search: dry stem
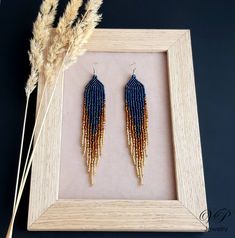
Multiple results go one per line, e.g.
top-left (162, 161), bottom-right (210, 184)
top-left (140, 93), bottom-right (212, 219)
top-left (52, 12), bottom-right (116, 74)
top-left (12, 96), bottom-right (29, 211)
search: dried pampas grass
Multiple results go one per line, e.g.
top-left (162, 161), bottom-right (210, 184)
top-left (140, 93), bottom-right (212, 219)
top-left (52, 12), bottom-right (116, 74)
top-left (44, 0), bottom-right (83, 82)
top-left (7, 1), bottom-right (59, 238)
top-left (26, 0), bottom-right (59, 96)
top-left (6, 0), bottom-right (103, 237)
top-left (65, 0), bottom-right (103, 68)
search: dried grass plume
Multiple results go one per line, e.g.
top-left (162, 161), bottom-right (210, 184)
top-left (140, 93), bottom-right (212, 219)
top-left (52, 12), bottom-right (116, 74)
top-left (6, 1), bottom-right (103, 238)
top-left (44, 0), bottom-right (83, 82)
top-left (25, 0), bottom-right (59, 97)
top-left (65, 0), bottom-right (103, 68)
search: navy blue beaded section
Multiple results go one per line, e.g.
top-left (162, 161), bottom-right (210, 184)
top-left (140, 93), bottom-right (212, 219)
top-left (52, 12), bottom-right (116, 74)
top-left (125, 74), bottom-right (146, 137)
top-left (84, 75), bottom-right (105, 134)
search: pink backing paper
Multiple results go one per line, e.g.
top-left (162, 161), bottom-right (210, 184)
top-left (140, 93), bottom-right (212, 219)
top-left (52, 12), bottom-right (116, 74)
top-left (59, 52), bottom-right (176, 200)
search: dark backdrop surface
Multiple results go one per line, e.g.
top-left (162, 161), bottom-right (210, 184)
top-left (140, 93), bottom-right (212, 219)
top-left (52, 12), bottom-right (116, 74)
top-left (0, 0), bottom-right (235, 237)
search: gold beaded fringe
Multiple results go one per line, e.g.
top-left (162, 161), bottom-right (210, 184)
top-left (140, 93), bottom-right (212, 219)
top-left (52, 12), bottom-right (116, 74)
top-left (125, 99), bottom-right (148, 185)
top-left (81, 101), bottom-right (105, 185)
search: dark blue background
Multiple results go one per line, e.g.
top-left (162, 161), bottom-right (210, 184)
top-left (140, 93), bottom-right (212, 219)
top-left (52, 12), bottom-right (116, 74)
top-left (0, 0), bottom-right (234, 237)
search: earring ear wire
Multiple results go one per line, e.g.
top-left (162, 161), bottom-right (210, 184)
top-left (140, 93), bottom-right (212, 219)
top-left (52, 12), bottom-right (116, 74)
top-left (92, 62), bottom-right (98, 76)
top-left (130, 62), bottom-right (137, 75)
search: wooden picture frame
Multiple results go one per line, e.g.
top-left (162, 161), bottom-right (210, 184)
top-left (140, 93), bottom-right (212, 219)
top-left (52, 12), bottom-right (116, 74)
top-left (28, 29), bottom-right (208, 232)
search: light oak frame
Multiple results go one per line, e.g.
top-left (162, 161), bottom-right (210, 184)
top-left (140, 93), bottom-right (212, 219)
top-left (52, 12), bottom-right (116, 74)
top-left (28, 29), bottom-right (208, 232)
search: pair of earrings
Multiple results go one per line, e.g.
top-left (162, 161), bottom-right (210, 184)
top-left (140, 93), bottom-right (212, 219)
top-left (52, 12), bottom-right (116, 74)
top-left (81, 67), bottom-right (148, 185)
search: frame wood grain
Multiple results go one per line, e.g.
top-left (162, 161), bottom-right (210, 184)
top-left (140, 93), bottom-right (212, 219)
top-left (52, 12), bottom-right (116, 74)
top-left (28, 29), bottom-right (208, 232)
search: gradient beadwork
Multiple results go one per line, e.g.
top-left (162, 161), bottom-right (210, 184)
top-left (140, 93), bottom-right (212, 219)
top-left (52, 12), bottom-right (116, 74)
top-left (125, 74), bottom-right (148, 184)
top-left (82, 74), bottom-right (105, 185)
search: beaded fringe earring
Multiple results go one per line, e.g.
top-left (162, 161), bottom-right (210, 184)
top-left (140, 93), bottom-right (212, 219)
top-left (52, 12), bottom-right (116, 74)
top-left (82, 69), bottom-right (105, 185)
top-left (125, 68), bottom-right (148, 185)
